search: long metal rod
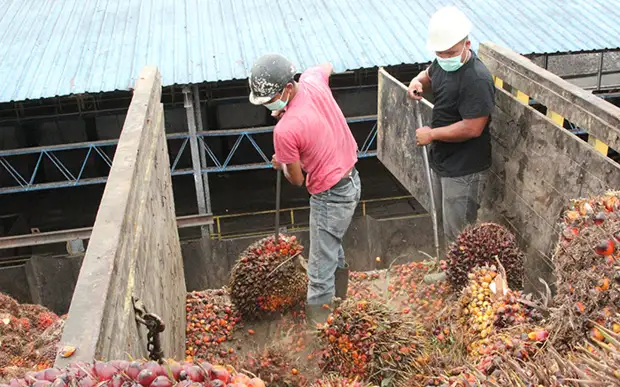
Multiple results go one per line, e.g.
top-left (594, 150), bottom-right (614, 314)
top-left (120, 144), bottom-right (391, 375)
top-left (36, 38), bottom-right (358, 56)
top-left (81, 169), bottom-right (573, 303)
top-left (274, 170), bottom-right (282, 243)
top-left (182, 87), bottom-right (208, 227)
top-left (415, 100), bottom-right (440, 260)
top-left (0, 214), bottom-right (214, 250)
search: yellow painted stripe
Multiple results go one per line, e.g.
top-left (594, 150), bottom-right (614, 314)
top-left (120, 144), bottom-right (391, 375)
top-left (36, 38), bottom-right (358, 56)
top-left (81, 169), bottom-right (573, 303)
top-left (588, 136), bottom-right (609, 156)
top-left (547, 110), bottom-right (564, 126)
top-left (515, 90), bottom-right (529, 104)
top-left (494, 76), bottom-right (504, 88)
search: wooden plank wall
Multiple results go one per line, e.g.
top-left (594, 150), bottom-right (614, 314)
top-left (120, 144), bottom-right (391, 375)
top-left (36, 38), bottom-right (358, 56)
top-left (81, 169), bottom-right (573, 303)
top-left (377, 70), bottom-right (434, 213)
top-left (56, 67), bottom-right (187, 366)
top-left (377, 43), bottom-right (620, 293)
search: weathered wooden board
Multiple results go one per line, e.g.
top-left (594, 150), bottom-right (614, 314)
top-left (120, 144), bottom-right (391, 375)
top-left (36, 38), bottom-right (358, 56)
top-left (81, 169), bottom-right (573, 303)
top-left (377, 69), bottom-right (434, 212)
top-left (56, 67), bottom-right (186, 365)
top-left (479, 42), bottom-right (620, 151)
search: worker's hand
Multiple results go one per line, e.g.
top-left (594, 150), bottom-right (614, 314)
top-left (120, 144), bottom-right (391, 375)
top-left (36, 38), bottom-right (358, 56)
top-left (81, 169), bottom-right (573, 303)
top-left (271, 154), bottom-right (283, 170)
top-left (416, 126), bottom-right (433, 146)
top-left (271, 109), bottom-right (285, 120)
top-left (407, 79), bottom-right (424, 100)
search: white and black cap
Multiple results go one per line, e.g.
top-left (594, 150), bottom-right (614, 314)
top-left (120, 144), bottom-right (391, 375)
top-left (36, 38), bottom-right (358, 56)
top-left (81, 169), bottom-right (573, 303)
top-left (249, 53), bottom-right (297, 105)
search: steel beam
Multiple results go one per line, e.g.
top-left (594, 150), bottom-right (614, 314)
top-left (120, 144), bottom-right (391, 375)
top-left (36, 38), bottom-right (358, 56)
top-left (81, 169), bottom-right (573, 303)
top-left (193, 85), bottom-right (213, 234)
top-left (182, 87), bottom-right (208, 222)
top-left (0, 214), bottom-right (214, 250)
top-left (0, 115), bottom-right (378, 194)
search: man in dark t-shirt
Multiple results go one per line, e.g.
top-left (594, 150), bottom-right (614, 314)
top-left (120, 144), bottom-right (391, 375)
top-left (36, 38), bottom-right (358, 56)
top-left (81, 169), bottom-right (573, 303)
top-left (408, 6), bottom-right (494, 245)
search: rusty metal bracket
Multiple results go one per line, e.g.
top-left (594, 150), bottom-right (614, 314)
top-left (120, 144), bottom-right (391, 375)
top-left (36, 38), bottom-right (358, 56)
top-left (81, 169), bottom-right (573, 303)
top-left (132, 296), bottom-right (165, 363)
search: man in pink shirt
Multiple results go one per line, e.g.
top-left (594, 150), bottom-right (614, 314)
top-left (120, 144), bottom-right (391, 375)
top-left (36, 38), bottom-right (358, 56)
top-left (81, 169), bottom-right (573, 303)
top-left (249, 53), bottom-right (362, 325)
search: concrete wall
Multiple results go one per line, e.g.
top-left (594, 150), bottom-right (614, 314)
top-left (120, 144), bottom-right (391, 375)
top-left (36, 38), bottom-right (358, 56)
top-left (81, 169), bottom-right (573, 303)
top-left (182, 214), bottom-right (434, 291)
top-left (55, 67), bottom-right (187, 366)
top-left (376, 43), bottom-right (620, 294)
top-left (24, 255), bottom-right (84, 315)
top-left (0, 265), bottom-right (32, 304)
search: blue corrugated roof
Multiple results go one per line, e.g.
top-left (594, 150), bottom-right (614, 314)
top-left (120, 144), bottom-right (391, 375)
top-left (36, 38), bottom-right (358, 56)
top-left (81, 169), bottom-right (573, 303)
top-left (0, 0), bottom-right (619, 103)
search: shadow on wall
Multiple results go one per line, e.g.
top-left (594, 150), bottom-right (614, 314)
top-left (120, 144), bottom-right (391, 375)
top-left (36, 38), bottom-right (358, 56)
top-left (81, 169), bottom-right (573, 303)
top-left (182, 214), bottom-right (435, 291)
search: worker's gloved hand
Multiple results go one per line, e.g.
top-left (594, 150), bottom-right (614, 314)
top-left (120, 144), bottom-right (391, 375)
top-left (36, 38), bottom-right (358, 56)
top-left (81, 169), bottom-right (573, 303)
top-left (408, 79), bottom-right (424, 100)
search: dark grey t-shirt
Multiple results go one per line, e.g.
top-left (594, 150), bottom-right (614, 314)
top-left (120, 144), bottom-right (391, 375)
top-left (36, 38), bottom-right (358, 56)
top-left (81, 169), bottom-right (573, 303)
top-left (426, 50), bottom-right (494, 177)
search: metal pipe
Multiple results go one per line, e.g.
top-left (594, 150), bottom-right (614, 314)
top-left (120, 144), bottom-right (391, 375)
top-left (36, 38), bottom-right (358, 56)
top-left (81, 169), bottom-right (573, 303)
top-left (415, 100), bottom-right (440, 260)
top-left (182, 87), bottom-right (208, 238)
top-left (596, 52), bottom-right (605, 91)
top-left (0, 214), bottom-right (214, 250)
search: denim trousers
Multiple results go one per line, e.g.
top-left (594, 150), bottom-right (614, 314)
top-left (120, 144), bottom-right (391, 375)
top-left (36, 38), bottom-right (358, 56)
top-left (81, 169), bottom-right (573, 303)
top-left (307, 169), bottom-right (361, 305)
top-left (430, 169), bottom-right (488, 246)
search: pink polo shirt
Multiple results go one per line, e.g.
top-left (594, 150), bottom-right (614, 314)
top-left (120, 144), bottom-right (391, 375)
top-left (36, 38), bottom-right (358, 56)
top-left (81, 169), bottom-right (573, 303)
top-left (273, 66), bottom-right (358, 195)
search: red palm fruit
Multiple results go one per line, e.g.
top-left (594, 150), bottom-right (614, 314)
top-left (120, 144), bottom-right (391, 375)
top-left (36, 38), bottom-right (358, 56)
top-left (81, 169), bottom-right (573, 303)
top-left (126, 363), bottom-right (142, 380)
top-left (185, 366), bottom-right (205, 383)
top-left (210, 367), bottom-right (230, 384)
top-left (137, 370), bottom-right (156, 387)
top-left (594, 212), bottom-right (606, 225)
top-left (149, 377), bottom-right (172, 387)
top-left (595, 239), bottom-right (615, 256)
top-left (43, 369), bottom-right (63, 383)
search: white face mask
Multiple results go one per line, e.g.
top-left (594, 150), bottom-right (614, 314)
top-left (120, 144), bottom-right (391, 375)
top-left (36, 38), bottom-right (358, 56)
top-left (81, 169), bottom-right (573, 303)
top-left (436, 43), bottom-right (467, 72)
top-left (264, 87), bottom-right (290, 111)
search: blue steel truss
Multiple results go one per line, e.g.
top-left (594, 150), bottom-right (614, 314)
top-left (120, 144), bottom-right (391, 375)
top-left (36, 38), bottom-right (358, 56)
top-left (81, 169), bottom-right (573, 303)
top-left (0, 116), bottom-right (377, 194)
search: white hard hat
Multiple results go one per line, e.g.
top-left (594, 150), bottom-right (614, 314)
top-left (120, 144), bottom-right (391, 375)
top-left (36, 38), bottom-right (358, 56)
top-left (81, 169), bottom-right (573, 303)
top-left (427, 6), bottom-right (472, 52)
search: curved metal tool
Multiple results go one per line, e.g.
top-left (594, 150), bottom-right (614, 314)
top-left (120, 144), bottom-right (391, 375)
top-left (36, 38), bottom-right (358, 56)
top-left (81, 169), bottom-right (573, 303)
top-left (415, 100), bottom-right (441, 261)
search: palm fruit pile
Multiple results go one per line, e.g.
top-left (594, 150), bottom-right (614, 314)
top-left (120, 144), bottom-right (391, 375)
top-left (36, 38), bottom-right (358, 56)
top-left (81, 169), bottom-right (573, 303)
top-left (445, 223), bottom-right (525, 291)
top-left (317, 299), bottom-right (425, 386)
top-left (551, 190), bottom-right (620, 349)
top-left (0, 293), bottom-right (65, 381)
top-left (310, 375), bottom-right (374, 387)
top-left (0, 359), bottom-right (266, 387)
top-left (347, 272), bottom-right (382, 301)
top-left (388, 262), bottom-right (453, 329)
top-left (241, 343), bottom-right (308, 387)
top-left (184, 289), bottom-right (241, 364)
top-left (229, 235), bottom-right (307, 320)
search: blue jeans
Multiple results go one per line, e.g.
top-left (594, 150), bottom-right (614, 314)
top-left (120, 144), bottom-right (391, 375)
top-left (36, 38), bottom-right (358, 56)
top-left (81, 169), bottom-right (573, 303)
top-left (430, 169), bottom-right (488, 245)
top-left (307, 169), bottom-right (361, 305)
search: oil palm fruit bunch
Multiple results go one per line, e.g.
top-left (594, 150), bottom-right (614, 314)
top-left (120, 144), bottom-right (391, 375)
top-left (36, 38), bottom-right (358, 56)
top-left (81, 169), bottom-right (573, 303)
top-left (229, 234), bottom-right (307, 320)
top-left (317, 299), bottom-right (424, 386)
top-left (446, 223), bottom-right (525, 291)
top-left (0, 359), bottom-right (266, 387)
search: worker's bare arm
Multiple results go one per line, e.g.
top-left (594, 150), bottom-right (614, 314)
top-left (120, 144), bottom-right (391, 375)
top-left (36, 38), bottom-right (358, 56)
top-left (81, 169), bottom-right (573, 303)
top-left (284, 161), bottom-right (305, 187)
top-left (414, 68), bottom-right (432, 89)
top-left (408, 69), bottom-right (431, 99)
top-left (430, 116), bottom-right (488, 142)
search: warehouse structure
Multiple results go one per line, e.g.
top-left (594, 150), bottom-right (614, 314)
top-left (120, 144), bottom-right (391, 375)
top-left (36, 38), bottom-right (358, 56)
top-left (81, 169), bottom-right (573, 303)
top-left (0, 0), bottom-right (619, 308)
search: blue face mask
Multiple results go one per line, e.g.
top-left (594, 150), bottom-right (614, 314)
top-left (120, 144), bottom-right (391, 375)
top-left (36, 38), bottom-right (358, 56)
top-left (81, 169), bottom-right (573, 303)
top-left (436, 44), bottom-right (467, 72)
top-left (264, 89), bottom-right (289, 111)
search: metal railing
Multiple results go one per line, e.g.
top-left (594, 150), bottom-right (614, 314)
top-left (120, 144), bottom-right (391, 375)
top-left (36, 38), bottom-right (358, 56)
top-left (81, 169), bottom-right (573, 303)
top-left (210, 195), bottom-right (419, 239)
